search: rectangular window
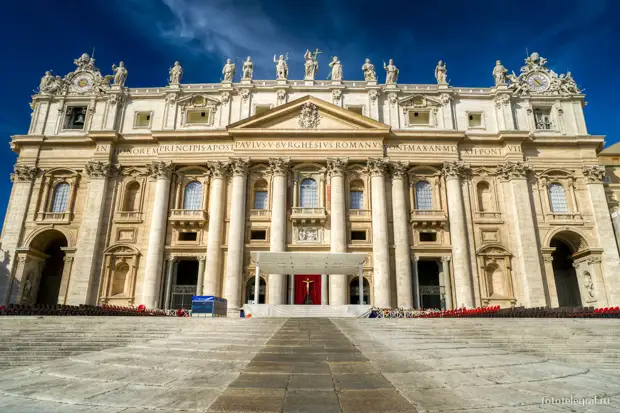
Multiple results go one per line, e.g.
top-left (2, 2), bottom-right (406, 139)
top-left (187, 110), bottom-right (210, 125)
top-left (179, 232), bottom-right (197, 241)
top-left (419, 232), bottom-right (437, 242)
top-left (134, 112), bottom-right (152, 129)
top-left (347, 106), bottom-right (364, 115)
top-left (534, 108), bottom-right (552, 130)
top-left (351, 230), bottom-right (367, 241)
top-left (408, 111), bottom-right (430, 126)
top-left (350, 191), bottom-right (364, 210)
top-left (251, 230), bottom-right (267, 241)
top-left (254, 105), bottom-right (271, 116)
top-left (468, 113), bottom-right (483, 128)
top-left (64, 107), bottom-right (87, 130)
top-left (254, 191), bottom-right (268, 210)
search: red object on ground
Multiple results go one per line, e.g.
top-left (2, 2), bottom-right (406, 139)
top-left (137, 304), bottom-right (146, 312)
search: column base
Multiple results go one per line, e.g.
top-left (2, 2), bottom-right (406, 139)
top-left (227, 308), bottom-right (241, 318)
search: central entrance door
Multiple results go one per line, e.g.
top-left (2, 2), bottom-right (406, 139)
top-left (294, 274), bottom-right (321, 305)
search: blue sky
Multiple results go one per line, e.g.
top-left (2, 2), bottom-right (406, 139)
top-left (1, 0), bottom-right (619, 220)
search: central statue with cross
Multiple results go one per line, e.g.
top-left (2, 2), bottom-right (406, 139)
top-left (302, 277), bottom-right (314, 304)
top-left (304, 48), bottom-right (322, 81)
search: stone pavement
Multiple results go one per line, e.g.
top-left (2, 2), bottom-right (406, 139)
top-left (0, 317), bottom-right (619, 412)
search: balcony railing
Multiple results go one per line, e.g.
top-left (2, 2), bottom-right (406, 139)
top-left (115, 211), bottom-right (143, 222)
top-left (249, 209), bottom-right (271, 221)
top-left (37, 211), bottom-right (71, 224)
top-left (546, 212), bottom-right (583, 223)
top-left (474, 211), bottom-right (503, 221)
top-left (410, 209), bottom-right (447, 228)
top-left (290, 206), bottom-right (327, 225)
top-left (169, 209), bottom-right (208, 228)
top-left (349, 209), bottom-right (371, 220)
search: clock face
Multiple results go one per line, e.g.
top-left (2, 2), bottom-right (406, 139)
top-left (72, 74), bottom-right (93, 92)
top-left (527, 72), bottom-right (550, 92)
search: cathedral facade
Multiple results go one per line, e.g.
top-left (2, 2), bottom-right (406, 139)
top-left (1, 51), bottom-right (619, 314)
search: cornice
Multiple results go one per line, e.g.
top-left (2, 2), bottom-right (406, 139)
top-left (389, 130), bottom-right (465, 140)
top-left (151, 130), bottom-right (230, 140)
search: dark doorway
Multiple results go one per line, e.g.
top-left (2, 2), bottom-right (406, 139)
top-left (29, 230), bottom-right (68, 305)
top-left (172, 259), bottom-right (198, 309)
top-left (246, 277), bottom-right (266, 304)
top-left (418, 260), bottom-right (442, 310)
top-left (551, 239), bottom-right (582, 307)
top-left (349, 278), bottom-right (370, 304)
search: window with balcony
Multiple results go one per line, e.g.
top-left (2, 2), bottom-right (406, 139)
top-left (534, 108), bottom-right (552, 130)
top-left (300, 178), bottom-right (318, 208)
top-left (64, 107), bottom-right (87, 130)
top-left (349, 179), bottom-right (364, 210)
top-left (183, 181), bottom-right (203, 210)
top-left (123, 181), bottom-right (141, 212)
top-left (51, 183), bottom-right (70, 212)
top-left (548, 183), bottom-right (569, 213)
top-left (414, 181), bottom-right (433, 210)
top-left (253, 180), bottom-right (268, 210)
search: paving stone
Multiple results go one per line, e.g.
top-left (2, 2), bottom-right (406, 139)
top-left (207, 388), bottom-right (286, 413)
top-left (334, 373), bottom-right (394, 390)
top-left (339, 389), bottom-right (417, 413)
top-left (229, 373), bottom-right (290, 389)
top-left (288, 374), bottom-right (334, 390)
top-left (329, 361), bottom-right (380, 374)
top-left (283, 390), bottom-right (341, 413)
top-left (290, 361), bottom-right (331, 374)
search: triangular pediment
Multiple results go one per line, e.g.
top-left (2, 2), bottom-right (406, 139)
top-left (228, 95), bottom-right (390, 134)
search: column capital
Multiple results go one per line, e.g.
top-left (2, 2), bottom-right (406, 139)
top-left (10, 164), bottom-right (38, 182)
top-left (326, 158), bottom-right (348, 177)
top-left (85, 160), bottom-right (117, 180)
top-left (229, 158), bottom-right (251, 176)
top-left (268, 157), bottom-right (290, 177)
top-left (441, 256), bottom-right (451, 263)
top-left (366, 158), bottom-right (388, 177)
top-left (442, 161), bottom-right (470, 180)
top-left (389, 161), bottom-right (409, 180)
top-left (148, 161), bottom-right (174, 180)
top-left (496, 161), bottom-right (531, 181)
top-left (542, 254), bottom-right (554, 263)
top-left (582, 165), bottom-right (606, 184)
top-left (208, 160), bottom-right (229, 179)
top-left (413, 255), bottom-right (420, 262)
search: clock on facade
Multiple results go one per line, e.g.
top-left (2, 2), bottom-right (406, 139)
top-left (526, 72), bottom-right (550, 92)
top-left (72, 73), bottom-right (94, 92)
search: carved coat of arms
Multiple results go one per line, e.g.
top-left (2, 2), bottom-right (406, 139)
top-left (298, 102), bottom-right (320, 128)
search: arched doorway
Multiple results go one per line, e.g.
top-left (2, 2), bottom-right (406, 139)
top-left (246, 277), bottom-right (266, 304)
top-left (349, 278), bottom-right (370, 304)
top-left (27, 230), bottom-right (68, 305)
top-left (551, 238), bottom-right (582, 307)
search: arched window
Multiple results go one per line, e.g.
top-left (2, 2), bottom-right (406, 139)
top-left (349, 179), bottom-right (364, 210)
top-left (414, 181), bottom-right (433, 210)
top-left (183, 181), bottom-right (202, 210)
top-left (123, 182), bottom-right (140, 212)
top-left (51, 183), bottom-right (70, 213)
top-left (476, 181), bottom-right (492, 212)
top-left (253, 180), bottom-right (268, 210)
top-left (111, 262), bottom-right (129, 296)
top-left (300, 179), bottom-right (318, 208)
top-left (548, 183), bottom-right (568, 213)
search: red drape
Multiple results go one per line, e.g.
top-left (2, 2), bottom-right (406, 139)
top-left (294, 274), bottom-right (321, 305)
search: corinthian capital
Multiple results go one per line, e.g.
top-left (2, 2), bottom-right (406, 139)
top-left (147, 161), bottom-right (173, 180)
top-left (442, 161), bottom-right (470, 180)
top-left (389, 161), bottom-right (409, 180)
top-left (208, 161), bottom-right (229, 179)
top-left (496, 161), bottom-right (530, 181)
top-left (85, 161), bottom-right (114, 179)
top-left (366, 158), bottom-right (389, 177)
top-left (326, 158), bottom-right (348, 177)
top-left (229, 158), bottom-right (250, 176)
top-left (10, 165), bottom-right (38, 182)
top-left (582, 165), bottom-right (606, 183)
top-left (268, 158), bottom-right (290, 177)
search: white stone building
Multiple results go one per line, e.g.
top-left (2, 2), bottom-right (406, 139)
top-left (1, 51), bottom-right (619, 315)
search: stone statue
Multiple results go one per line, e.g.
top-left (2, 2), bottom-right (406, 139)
top-left (329, 56), bottom-right (343, 81)
top-left (559, 71), bottom-right (580, 94)
top-left (41, 75), bottom-right (64, 94)
top-left (242, 56), bottom-right (253, 80)
top-left (22, 274), bottom-right (33, 302)
top-left (112, 61), bottom-right (128, 87)
top-left (493, 60), bottom-right (507, 86)
top-left (584, 273), bottom-right (595, 299)
top-left (362, 58), bottom-right (376, 81)
top-left (74, 53), bottom-right (95, 70)
top-left (39, 71), bottom-right (54, 92)
top-left (273, 54), bottom-right (288, 80)
top-left (435, 60), bottom-right (448, 85)
top-left (222, 58), bottom-right (236, 82)
top-left (304, 49), bottom-right (319, 80)
top-left (383, 59), bottom-right (399, 84)
top-left (169, 61), bottom-right (183, 85)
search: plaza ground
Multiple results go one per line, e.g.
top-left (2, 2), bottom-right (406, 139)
top-left (0, 317), bottom-right (619, 412)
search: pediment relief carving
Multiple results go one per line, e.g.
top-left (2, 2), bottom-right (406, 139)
top-left (178, 94), bottom-right (220, 112)
top-left (398, 94), bottom-right (442, 112)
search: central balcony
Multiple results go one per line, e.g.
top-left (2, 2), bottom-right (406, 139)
top-left (349, 209), bottom-right (372, 221)
top-left (249, 209), bottom-right (271, 222)
top-left (410, 209), bottom-right (448, 228)
top-left (169, 209), bottom-right (208, 228)
top-left (36, 211), bottom-right (71, 224)
top-left (114, 211), bottom-right (143, 223)
top-left (290, 207), bottom-right (327, 225)
top-left (545, 212), bottom-right (583, 224)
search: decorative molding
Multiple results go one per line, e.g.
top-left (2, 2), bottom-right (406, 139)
top-left (10, 165), bottom-right (38, 182)
top-left (442, 161), bottom-right (470, 180)
top-left (389, 161), bottom-right (409, 180)
top-left (297, 227), bottom-right (319, 242)
top-left (220, 91), bottom-right (231, 104)
top-left (388, 92), bottom-right (398, 105)
top-left (208, 161), bottom-right (229, 179)
top-left (85, 161), bottom-right (113, 179)
top-left (276, 89), bottom-right (287, 103)
top-left (494, 94), bottom-right (511, 109)
top-left (366, 158), bottom-right (389, 177)
top-left (332, 89), bottom-right (342, 104)
top-left (239, 88), bottom-right (251, 102)
top-left (268, 158), bottom-right (289, 177)
top-left (582, 165), bottom-right (606, 183)
top-left (497, 161), bottom-right (531, 181)
top-left (507, 52), bottom-right (580, 97)
top-left (368, 89), bottom-right (379, 101)
top-left (298, 102), bottom-right (320, 128)
top-left (229, 158), bottom-right (250, 176)
top-left (439, 93), bottom-right (452, 105)
top-left (326, 158), bottom-right (348, 178)
top-left (147, 161), bottom-right (174, 180)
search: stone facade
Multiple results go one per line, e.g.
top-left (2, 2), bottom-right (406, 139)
top-left (1, 51), bottom-right (619, 311)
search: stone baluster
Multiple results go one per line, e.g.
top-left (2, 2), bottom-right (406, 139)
top-left (141, 161), bottom-right (173, 308)
top-left (442, 161), bottom-right (474, 308)
top-left (204, 161), bottom-right (228, 297)
top-left (223, 158), bottom-right (250, 316)
top-left (390, 161), bottom-right (413, 309)
top-left (327, 158), bottom-right (348, 305)
top-left (367, 158), bottom-right (392, 308)
top-left (268, 158), bottom-right (289, 304)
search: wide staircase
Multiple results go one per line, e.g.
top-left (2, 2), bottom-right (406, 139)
top-left (243, 304), bottom-right (372, 318)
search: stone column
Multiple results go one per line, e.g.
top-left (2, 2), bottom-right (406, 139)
top-left (322, 274), bottom-right (328, 305)
top-left (204, 161), bottom-right (228, 297)
top-left (610, 209), bottom-right (620, 254)
top-left (441, 257), bottom-right (453, 310)
top-left (164, 257), bottom-right (176, 310)
top-left (327, 158), bottom-right (348, 305)
top-left (442, 161), bottom-right (474, 308)
top-left (268, 158), bottom-right (289, 304)
top-left (224, 158), bottom-right (250, 316)
top-left (289, 274), bottom-right (295, 304)
top-left (412, 256), bottom-right (420, 309)
top-left (57, 251), bottom-right (75, 305)
top-left (541, 249), bottom-right (559, 307)
top-left (141, 161), bottom-right (173, 308)
top-left (69, 161), bottom-right (115, 305)
top-left (0, 165), bottom-right (37, 305)
top-left (368, 158), bottom-right (392, 308)
top-left (498, 162), bottom-right (546, 307)
top-left (196, 256), bottom-right (205, 296)
top-left (583, 166), bottom-right (620, 304)
top-left (390, 162), bottom-right (413, 309)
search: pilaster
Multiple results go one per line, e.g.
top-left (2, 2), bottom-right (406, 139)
top-left (327, 158), bottom-right (348, 305)
top-left (204, 161), bottom-right (228, 297)
top-left (267, 158), bottom-right (289, 305)
top-left (390, 161), bottom-right (413, 309)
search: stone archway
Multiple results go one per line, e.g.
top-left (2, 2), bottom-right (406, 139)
top-left (21, 230), bottom-right (68, 305)
top-left (550, 236), bottom-right (582, 307)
